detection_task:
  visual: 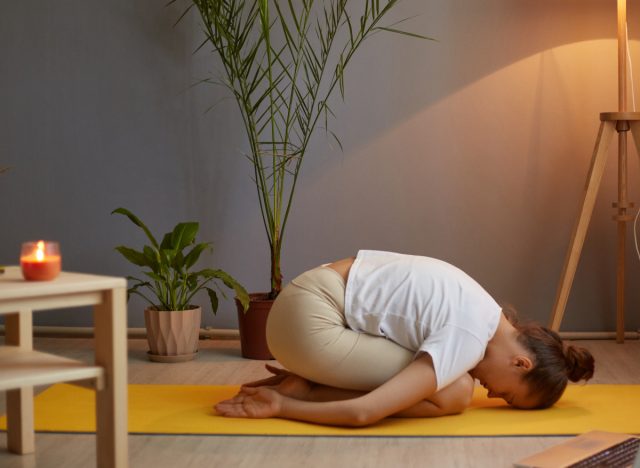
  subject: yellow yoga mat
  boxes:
[0,384,638,437]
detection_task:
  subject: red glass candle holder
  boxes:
[20,240,62,281]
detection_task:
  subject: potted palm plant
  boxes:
[179,0,430,358]
[112,207,249,362]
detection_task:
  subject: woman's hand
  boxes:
[215,386,283,419]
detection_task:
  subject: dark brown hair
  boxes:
[503,306,595,409]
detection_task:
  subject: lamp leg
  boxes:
[549,121,616,331]
[616,222,626,344]
[614,122,632,343]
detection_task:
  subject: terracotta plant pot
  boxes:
[144,306,201,363]
[235,293,274,360]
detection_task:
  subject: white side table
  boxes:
[0,266,128,467]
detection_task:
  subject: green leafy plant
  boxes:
[177,0,431,298]
[112,207,249,313]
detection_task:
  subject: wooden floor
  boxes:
[0,337,639,468]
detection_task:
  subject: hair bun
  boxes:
[564,345,595,382]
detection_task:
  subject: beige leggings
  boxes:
[266,266,414,391]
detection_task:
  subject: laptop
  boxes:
[514,431,640,467]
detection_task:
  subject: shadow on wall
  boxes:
[284,0,621,237]
[326,0,614,150]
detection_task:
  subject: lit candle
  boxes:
[20,240,61,281]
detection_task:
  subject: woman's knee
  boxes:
[265,290,350,382]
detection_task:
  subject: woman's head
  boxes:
[471,307,595,409]
[514,323,595,408]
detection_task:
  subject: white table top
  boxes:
[0,266,126,301]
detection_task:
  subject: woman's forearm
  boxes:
[394,399,449,417]
[278,395,377,427]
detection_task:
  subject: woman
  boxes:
[215,250,595,426]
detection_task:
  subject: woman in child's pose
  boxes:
[216,250,594,426]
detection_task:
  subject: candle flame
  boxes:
[36,240,45,262]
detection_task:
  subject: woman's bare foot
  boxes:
[241,364,312,400]
[272,374,312,400]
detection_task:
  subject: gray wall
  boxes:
[1,0,639,332]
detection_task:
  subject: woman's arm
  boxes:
[215,354,438,427]
[235,364,471,418]
[305,374,473,418]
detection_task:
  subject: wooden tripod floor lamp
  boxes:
[549,0,640,343]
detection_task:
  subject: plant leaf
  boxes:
[111,207,159,248]
[160,248,176,266]
[114,246,148,267]
[142,245,160,272]
[160,232,173,250]
[205,287,219,315]
[195,268,249,312]
[373,26,436,41]
[171,222,199,251]
[143,271,165,283]
[184,242,211,269]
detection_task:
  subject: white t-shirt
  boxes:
[344,250,501,390]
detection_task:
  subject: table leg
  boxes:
[5,310,35,454]
[93,287,128,468]
[6,387,34,454]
